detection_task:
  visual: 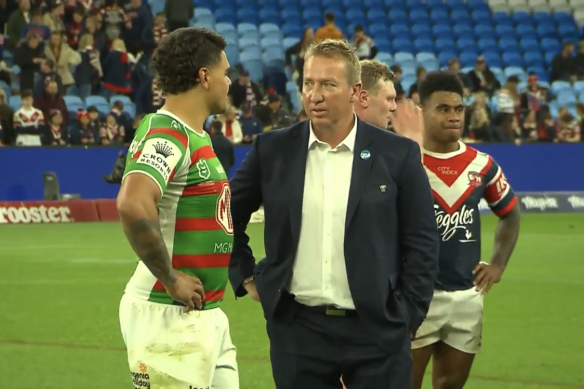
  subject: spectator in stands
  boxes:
[239,101,262,143]
[447,58,472,90]
[99,112,125,145]
[520,110,538,142]
[389,65,404,96]
[34,79,69,125]
[78,0,100,14]
[576,103,584,131]
[164,0,194,32]
[21,9,50,43]
[314,13,344,42]
[125,0,152,54]
[6,0,31,50]
[536,112,556,143]
[210,119,235,174]
[557,113,581,143]
[519,73,551,120]
[142,12,168,56]
[86,105,100,127]
[216,105,243,144]
[45,31,81,92]
[465,104,491,143]
[74,109,97,145]
[13,89,45,146]
[254,93,292,131]
[494,76,520,142]
[45,109,67,145]
[102,38,132,97]
[75,33,103,101]
[408,66,426,97]
[0,88,14,144]
[228,69,262,108]
[575,42,584,79]
[82,14,107,54]
[66,8,84,49]
[467,55,500,98]
[352,25,376,60]
[42,1,66,33]
[464,91,490,135]
[285,27,313,69]
[550,42,578,83]
[14,33,45,91]
[34,58,64,97]
[101,0,131,42]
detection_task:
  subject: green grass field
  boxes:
[1,214,583,388]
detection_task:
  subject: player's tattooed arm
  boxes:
[490,203,521,270]
[124,218,177,286]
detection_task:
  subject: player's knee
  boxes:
[433,375,466,389]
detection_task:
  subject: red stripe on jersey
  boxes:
[172,253,231,269]
[204,289,225,302]
[182,180,228,196]
[148,127,189,149]
[492,195,518,218]
[175,217,222,231]
[190,145,216,167]
[130,150,142,161]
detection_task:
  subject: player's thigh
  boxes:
[432,342,475,389]
[211,309,239,389]
[411,291,450,351]
[442,288,483,355]
[119,294,219,388]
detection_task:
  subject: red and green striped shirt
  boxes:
[122,110,233,309]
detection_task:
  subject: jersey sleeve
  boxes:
[124,128,188,195]
[482,157,517,217]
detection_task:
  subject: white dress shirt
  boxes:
[287,117,358,309]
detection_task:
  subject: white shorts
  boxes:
[411,287,483,354]
[119,293,239,389]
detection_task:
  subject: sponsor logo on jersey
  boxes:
[215,183,234,235]
[0,205,72,224]
[468,171,482,187]
[132,362,151,388]
[521,196,559,210]
[434,204,475,241]
[567,195,584,209]
[437,167,458,175]
[137,138,182,182]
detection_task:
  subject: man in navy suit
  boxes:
[229,39,440,389]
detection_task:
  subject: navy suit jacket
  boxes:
[229,118,439,352]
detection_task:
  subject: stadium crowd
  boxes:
[0,0,583,147]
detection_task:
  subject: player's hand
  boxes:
[163,271,205,312]
[244,280,260,302]
[472,262,503,294]
[390,98,424,147]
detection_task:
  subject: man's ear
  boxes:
[358,89,369,108]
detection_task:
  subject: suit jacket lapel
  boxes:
[288,122,310,247]
[346,120,374,230]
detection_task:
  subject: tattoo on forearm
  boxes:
[124,218,176,286]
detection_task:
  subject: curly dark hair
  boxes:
[152,27,227,95]
[418,71,464,106]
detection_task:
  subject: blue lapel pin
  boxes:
[360,150,371,160]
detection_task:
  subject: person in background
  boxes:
[34,58,64,97]
[75,33,103,101]
[285,27,313,68]
[576,103,584,132]
[536,112,557,142]
[45,109,67,145]
[466,106,492,142]
[217,105,243,144]
[44,31,81,91]
[6,0,31,50]
[101,0,131,42]
[550,42,577,83]
[254,93,291,131]
[575,41,584,79]
[520,110,538,143]
[124,0,152,54]
[164,0,194,31]
[13,89,45,146]
[494,76,520,142]
[557,113,581,143]
[21,9,50,43]
[314,12,344,42]
[519,73,552,121]
[210,119,236,175]
[142,12,168,57]
[82,14,107,55]
[228,69,263,108]
[65,8,84,49]
[43,1,66,33]
[464,91,491,134]
[102,38,132,97]
[34,79,69,125]
[351,24,376,60]
[467,55,500,98]
[99,112,125,145]
[239,101,262,143]
[15,33,45,91]
[408,67,427,97]
[74,109,97,145]
[447,58,472,90]
[0,89,14,145]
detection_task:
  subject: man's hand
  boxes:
[164,271,205,312]
[244,280,260,302]
[391,99,424,148]
[473,261,503,294]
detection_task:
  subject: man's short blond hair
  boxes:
[304,39,361,86]
[360,60,395,94]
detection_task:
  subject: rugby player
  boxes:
[404,71,521,389]
[116,27,239,388]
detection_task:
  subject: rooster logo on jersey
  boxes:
[468,171,482,187]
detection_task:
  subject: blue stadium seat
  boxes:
[259,9,280,23]
[453,24,473,37]
[216,22,236,34]
[502,53,524,67]
[225,45,240,64]
[239,37,260,49]
[86,95,108,107]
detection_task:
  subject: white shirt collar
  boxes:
[308,114,358,151]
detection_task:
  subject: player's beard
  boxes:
[210,96,229,116]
